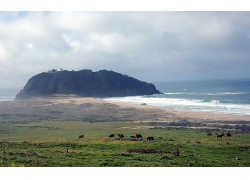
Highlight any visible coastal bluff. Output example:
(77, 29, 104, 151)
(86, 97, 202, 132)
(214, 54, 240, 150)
(16, 69, 161, 99)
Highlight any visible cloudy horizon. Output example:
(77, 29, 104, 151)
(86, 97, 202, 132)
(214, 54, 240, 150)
(1, 11, 250, 88)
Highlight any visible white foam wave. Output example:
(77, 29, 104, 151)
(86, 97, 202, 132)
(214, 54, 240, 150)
(163, 91, 249, 96)
(103, 96, 250, 116)
(0, 96, 15, 101)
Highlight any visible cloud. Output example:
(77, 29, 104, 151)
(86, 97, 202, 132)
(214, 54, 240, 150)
(0, 11, 250, 88)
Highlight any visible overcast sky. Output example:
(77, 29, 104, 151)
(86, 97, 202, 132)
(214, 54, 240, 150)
(1, 11, 250, 88)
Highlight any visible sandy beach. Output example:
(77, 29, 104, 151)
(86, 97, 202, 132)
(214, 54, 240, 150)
(1, 95, 250, 132)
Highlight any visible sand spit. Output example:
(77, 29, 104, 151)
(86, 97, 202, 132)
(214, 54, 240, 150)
(1, 96, 250, 132)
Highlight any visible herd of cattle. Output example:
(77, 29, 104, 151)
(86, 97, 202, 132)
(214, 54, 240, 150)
(207, 132, 232, 138)
(109, 133, 156, 141)
(78, 132, 232, 140)
(78, 133, 159, 141)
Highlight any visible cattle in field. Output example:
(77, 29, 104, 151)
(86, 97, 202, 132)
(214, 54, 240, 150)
(159, 137, 163, 140)
(147, 136, 154, 141)
(216, 133, 223, 138)
(109, 134, 114, 138)
(226, 132, 232, 137)
(130, 136, 136, 140)
(118, 134, 124, 140)
(78, 135, 84, 138)
(135, 134, 142, 139)
(207, 132, 212, 136)
(173, 149, 179, 156)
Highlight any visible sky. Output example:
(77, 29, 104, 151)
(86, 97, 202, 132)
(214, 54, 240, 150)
(1, 4, 250, 88)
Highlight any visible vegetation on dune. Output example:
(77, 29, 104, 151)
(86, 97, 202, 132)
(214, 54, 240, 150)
(1, 119, 250, 167)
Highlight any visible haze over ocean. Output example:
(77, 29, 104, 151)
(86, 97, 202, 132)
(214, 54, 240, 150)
(0, 87, 21, 101)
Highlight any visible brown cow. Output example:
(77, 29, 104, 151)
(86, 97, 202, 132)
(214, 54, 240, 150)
(118, 134, 124, 140)
(226, 132, 232, 137)
(136, 134, 142, 139)
(79, 135, 84, 138)
(147, 136, 154, 141)
(206, 132, 212, 136)
(216, 133, 223, 139)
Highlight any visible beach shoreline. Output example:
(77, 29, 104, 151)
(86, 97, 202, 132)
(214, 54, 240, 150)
(1, 96, 250, 132)
(44, 95, 250, 121)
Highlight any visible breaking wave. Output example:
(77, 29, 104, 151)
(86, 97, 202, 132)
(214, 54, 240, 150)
(103, 96, 250, 116)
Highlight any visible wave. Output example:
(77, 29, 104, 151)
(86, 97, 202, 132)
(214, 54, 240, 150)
(163, 91, 250, 96)
(0, 96, 15, 101)
(103, 96, 250, 116)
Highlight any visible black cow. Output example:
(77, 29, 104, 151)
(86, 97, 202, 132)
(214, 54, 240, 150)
(109, 134, 114, 138)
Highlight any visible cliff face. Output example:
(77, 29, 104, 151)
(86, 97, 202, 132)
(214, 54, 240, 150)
(16, 70, 161, 99)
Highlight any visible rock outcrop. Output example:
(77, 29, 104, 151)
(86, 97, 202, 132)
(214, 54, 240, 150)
(16, 69, 161, 99)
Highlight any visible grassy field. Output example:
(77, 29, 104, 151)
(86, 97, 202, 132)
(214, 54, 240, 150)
(1, 118, 250, 167)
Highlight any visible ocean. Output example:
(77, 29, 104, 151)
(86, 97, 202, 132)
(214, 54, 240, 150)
(1, 79, 250, 116)
(103, 79, 250, 117)
(0, 87, 21, 101)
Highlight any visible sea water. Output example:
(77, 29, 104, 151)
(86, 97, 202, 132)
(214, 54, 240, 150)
(103, 79, 250, 116)
(0, 87, 21, 101)
(1, 79, 250, 116)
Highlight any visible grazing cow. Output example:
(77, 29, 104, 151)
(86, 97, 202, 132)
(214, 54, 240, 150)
(226, 132, 231, 137)
(216, 133, 223, 139)
(109, 134, 114, 138)
(173, 149, 179, 156)
(207, 132, 212, 136)
(130, 135, 136, 140)
(136, 134, 142, 139)
(118, 134, 124, 140)
(78, 135, 84, 138)
(147, 136, 154, 141)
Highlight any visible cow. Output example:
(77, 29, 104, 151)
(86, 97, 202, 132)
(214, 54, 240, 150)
(159, 137, 163, 140)
(216, 133, 223, 139)
(130, 135, 136, 140)
(147, 136, 154, 141)
(226, 132, 232, 137)
(118, 134, 124, 140)
(78, 135, 84, 138)
(109, 134, 114, 138)
(207, 132, 212, 136)
(135, 134, 142, 139)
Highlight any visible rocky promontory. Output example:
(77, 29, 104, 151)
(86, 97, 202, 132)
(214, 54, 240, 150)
(16, 69, 161, 99)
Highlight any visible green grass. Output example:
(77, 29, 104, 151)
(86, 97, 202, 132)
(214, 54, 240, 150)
(1, 119, 250, 167)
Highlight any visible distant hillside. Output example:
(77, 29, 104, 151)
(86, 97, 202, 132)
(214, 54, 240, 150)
(16, 69, 161, 99)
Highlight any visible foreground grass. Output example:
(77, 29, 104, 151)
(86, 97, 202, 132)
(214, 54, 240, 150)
(1, 119, 250, 167)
